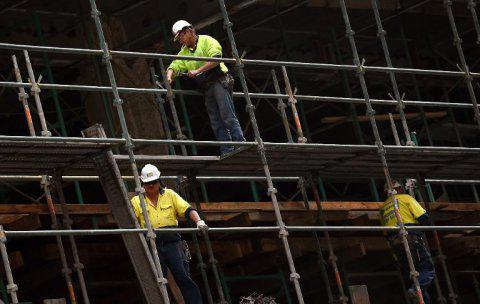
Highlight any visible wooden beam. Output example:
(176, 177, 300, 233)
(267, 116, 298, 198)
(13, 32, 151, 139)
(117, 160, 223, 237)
(321, 111, 447, 124)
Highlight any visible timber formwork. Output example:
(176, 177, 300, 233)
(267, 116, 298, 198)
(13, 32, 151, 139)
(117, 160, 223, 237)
(0, 0, 479, 304)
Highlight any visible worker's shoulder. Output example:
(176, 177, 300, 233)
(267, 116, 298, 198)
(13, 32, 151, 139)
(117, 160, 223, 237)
(199, 34, 220, 44)
(396, 193, 415, 202)
(163, 188, 179, 197)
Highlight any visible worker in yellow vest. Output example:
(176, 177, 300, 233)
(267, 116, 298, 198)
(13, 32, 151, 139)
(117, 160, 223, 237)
(131, 164, 207, 304)
(379, 180, 435, 304)
(166, 20, 245, 155)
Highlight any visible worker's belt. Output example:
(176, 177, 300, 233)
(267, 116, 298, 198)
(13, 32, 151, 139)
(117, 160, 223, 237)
(156, 225, 181, 245)
(195, 66, 229, 91)
(387, 230, 423, 245)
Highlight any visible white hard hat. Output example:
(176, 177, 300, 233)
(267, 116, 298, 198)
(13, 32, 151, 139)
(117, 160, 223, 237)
(140, 164, 161, 183)
(172, 20, 192, 42)
(384, 179, 402, 192)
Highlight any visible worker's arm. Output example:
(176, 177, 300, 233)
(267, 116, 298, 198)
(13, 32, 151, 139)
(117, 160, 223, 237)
(188, 61, 219, 78)
(406, 195, 429, 225)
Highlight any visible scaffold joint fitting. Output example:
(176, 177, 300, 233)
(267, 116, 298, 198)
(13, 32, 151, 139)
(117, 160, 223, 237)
(223, 21, 233, 28)
(177, 133, 188, 140)
(377, 29, 387, 37)
(267, 187, 278, 196)
(74, 262, 84, 270)
(245, 104, 255, 112)
(329, 254, 338, 263)
(366, 108, 376, 117)
(6, 283, 18, 292)
(147, 231, 156, 240)
(209, 258, 218, 265)
(289, 272, 300, 281)
(41, 130, 52, 137)
(409, 270, 419, 279)
(356, 58, 366, 75)
(158, 277, 168, 285)
(135, 187, 145, 195)
(279, 227, 289, 237)
(17, 92, 28, 101)
(298, 136, 307, 143)
(197, 262, 207, 270)
(345, 29, 355, 38)
(90, 9, 101, 18)
(113, 98, 123, 105)
(61, 267, 72, 276)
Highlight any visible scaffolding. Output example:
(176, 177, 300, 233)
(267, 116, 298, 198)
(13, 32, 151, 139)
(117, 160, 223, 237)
(0, 0, 479, 303)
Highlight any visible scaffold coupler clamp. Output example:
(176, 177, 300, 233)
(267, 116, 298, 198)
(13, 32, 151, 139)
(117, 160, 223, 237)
(448, 292, 458, 300)
(0, 226, 6, 243)
(339, 295, 349, 303)
(61, 266, 73, 277)
(375, 140, 385, 155)
(405, 179, 416, 191)
(443, 0, 452, 7)
(387, 188, 397, 196)
(345, 29, 355, 39)
(209, 257, 218, 265)
(6, 283, 18, 293)
(377, 29, 387, 38)
(196, 262, 207, 271)
(17, 91, 28, 102)
(40, 175, 50, 187)
(289, 272, 300, 281)
(328, 254, 338, 263)
(298, 136, 307, 143)
(409, 269, 419, 280)
(113, 97, 124, 106)
(157, 276, 168, 285)
(74, 262, 85, 271)
(277, 100, 287, 111)
(101, 45, 113, 63)
(366, 107, 376, 119)
(176, 133, 188, 140)
(279, 226, 289, 237)
(245, 103, 255, 113)
(267, 187, 278, 197)
(356, 58, 366, 75)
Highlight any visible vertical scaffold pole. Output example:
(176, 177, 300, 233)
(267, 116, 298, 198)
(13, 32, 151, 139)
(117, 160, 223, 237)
(12, 55, 35, 137)
(444, 0, 480, 130)
(88, 1, 170, 302)
(310, 175, 348, 304)
(54, 176, 90, 304)
(216, 1, 304, 302)
(417, 177, 458, 304)
(467, 0, 480, 45)
(157, 58, 188, 156)
(0, 226, 18, 304)
(188, 173, 226, 303)
(271, 69, 294, 143)
(282, 66, 307, 143)
(337, 1, 425, 303)
(371, 0, 413, 146)
(23, 50, 50, 137)
(41, 176, 77, 304)
(297, 176, 333, 303)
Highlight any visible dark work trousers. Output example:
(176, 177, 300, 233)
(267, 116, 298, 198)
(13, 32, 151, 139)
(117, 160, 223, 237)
(204, 80, 245, 155)
(156, 239, 203, 304)
(391, 233, 435, 304)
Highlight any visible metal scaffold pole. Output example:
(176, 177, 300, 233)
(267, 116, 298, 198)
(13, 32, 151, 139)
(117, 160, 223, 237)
(271, 69, 294, 143)
(296, 177, 334, 303)
(371, 0, 413, 146)
(417, 177, 458, 304)
(444, 0, 480, 130)
(41, 176, 78, 304)
(309, 175, 348, 304)
(337, 0, 426, 303)
(11, 55, 35, 137)
(88, 1, 170, 303)
(0, 226, 18, 304)
(54, 176, 90, 304)
(281, 66, 307, 143)
(216, 0, 305, 302)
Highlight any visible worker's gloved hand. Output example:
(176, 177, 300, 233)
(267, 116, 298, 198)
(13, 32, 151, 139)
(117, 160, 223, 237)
(196, 220, 209, 233)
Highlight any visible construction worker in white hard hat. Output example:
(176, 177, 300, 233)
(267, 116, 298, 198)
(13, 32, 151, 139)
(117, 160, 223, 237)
(131, 164, 206, 304)
(167, 20, 245, 155)
(379, 179, 435, 303)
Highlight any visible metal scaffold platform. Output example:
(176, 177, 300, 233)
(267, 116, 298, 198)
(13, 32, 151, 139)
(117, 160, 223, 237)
(2, 136, 480, 180)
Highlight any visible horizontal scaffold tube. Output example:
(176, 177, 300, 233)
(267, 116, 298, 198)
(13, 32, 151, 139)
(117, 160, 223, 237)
(0, 42, 478, 78)
(3, 226, 479, 237)
(0, 81, 479, 110)
(1, 175, 479, 185)
(2, 135, 480, 153)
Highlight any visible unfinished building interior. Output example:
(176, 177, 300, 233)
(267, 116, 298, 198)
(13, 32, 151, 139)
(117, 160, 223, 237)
(0, 0, 480, 303)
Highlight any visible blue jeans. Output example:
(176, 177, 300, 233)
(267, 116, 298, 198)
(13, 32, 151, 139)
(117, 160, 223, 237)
(156, 240, 203, 304)
(392, 234, 435, 304)
(204, 81, 245, 155)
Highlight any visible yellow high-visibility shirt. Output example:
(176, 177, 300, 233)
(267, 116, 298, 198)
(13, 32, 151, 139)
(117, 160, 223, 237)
(168, 35, 228, 77)
(130, 188, 191, 228)
(379, 194, 426, 227)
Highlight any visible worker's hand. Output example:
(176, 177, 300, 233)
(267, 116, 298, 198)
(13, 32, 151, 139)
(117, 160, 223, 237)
(196, 220, 208, 234)
(187, 69, 201, 78)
